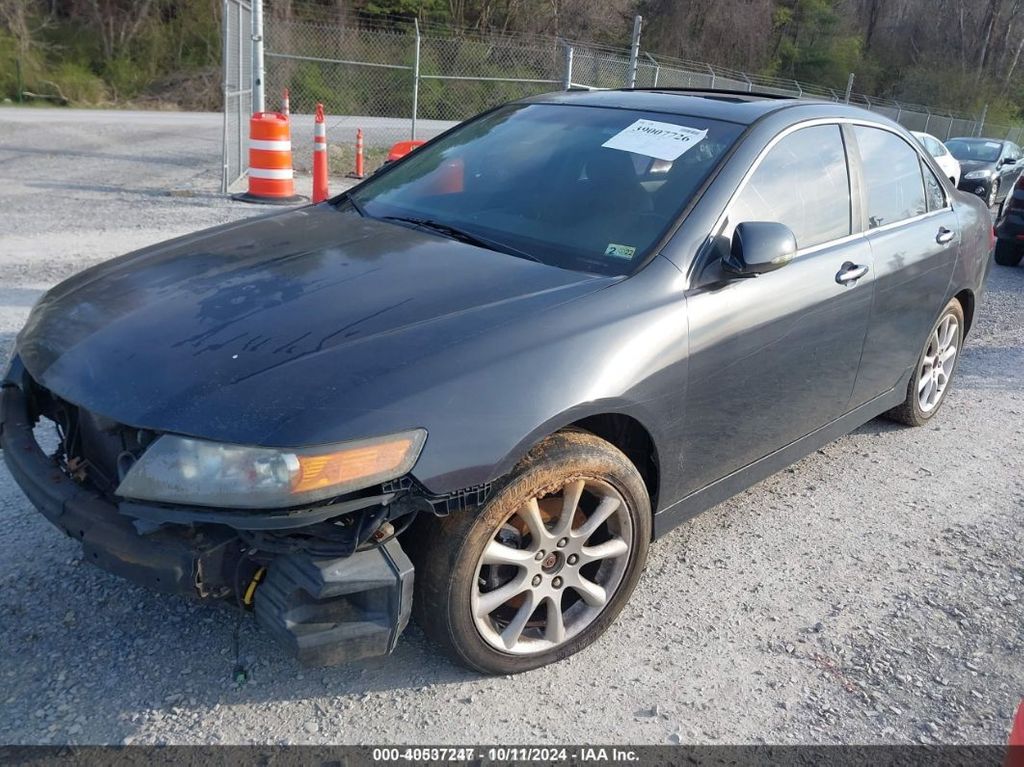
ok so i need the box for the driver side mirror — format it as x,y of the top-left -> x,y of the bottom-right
1002,156 -> 1018,166
722,222 -> 797,277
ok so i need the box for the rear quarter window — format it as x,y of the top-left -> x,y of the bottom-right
854,126 -> 927,228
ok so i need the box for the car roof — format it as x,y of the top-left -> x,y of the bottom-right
522,87 -> 873,125
949,136 -> 1005,144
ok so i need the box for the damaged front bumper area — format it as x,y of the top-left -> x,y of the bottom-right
0,361 -> 415,666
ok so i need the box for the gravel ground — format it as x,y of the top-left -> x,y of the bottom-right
0,107 -> 1021,747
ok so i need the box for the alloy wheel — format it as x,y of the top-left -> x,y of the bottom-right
918,313 -> 959,413
471,478 -> 633,655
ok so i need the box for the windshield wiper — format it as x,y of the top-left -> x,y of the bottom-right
344,193 -> 367,217
381,216 -> 542,263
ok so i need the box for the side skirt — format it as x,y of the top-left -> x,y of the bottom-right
652,373 -> 910,539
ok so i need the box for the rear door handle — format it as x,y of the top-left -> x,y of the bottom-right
936,226 -> 956,245
836,261 -> 870,285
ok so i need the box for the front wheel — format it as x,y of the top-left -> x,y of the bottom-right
412,430 -> 651,674
885,298 -> 965,427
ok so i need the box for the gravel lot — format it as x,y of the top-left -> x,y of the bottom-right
0,107 -> 1021,747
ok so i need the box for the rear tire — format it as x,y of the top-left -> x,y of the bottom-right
994,238 -> 1023,266
885,298 -> 965,427
412,430 -> 651,674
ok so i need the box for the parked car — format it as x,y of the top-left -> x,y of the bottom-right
912,131 -> 961,185
947,136 -> 1023,208
1,89 -> 993,674
994,172 -> 1024,266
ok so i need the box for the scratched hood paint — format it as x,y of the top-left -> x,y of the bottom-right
17,204 -> 606,446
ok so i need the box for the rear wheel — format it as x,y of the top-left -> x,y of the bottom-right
885,298 -> 965,427
413,430 -> 651,674
995,238 -> 1023,266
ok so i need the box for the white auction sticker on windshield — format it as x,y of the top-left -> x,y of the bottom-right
602,119 -> 708,161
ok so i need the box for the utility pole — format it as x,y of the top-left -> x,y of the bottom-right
627,15 -> 643,88
252,0 -> 265,113
843,72 -> 855,104
412,18 -> 421,140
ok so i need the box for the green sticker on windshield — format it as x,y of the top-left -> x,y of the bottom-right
604,243 -> 636,259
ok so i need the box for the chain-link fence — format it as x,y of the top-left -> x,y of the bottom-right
228,5 -> 1024,183
221,0 -> 253,192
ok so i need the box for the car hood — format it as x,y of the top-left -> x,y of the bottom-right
957,159 -> 996,175
17,204 -> 609,445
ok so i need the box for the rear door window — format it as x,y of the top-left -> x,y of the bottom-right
729,124 -> 852,250
854,126 -> 927,229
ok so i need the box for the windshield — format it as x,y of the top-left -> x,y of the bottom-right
946,139 -> 1002,163
349,103 -> 744,275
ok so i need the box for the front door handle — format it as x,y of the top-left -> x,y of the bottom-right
836,261 -> 870,285
936,226 -> 956,245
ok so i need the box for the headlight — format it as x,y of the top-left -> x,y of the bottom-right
115,429 -> 427,509
963,170 -> 993,180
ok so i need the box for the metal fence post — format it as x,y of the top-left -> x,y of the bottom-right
252,0 -> 265,113
843,73 -> 854,104
707,64 -> 716,89
562,40 -> 574,89
793,79 -> 802,98
411,18 -> 421,140
923,107 -> 931,133
644,52 -> 659,88
627,15 -> 642,87
894,100 -> 903,124
221,0 -> 230,193
976,104 -> 988,137
741,72 -> 752,92
237,1 -> 244,176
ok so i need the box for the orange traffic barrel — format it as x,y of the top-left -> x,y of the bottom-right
386,140 -> 425,163
233,112 -> 304,205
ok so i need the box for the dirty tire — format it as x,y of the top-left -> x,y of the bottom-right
885,298 -> 965,427
994,239 -> 1023,267
411,430 -> 651,675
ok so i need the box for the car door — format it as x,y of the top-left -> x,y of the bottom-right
849,124 -> 960,406
678,123 -> 874,497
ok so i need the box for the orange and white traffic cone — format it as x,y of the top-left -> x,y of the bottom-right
312,103 -> 329,204
233,112 -> 304,205
348,128 -> 365,179
1008,700 -> 1024,767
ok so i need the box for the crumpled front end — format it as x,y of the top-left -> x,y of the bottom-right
0,356 -> 419,665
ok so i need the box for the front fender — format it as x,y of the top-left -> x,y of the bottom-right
406,256 -> 689,500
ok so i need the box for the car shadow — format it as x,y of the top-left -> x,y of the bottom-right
25,181 -> 223,202
5,145 -> 217,169
0,287 -> 45,308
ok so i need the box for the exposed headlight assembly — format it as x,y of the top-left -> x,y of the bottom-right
115,430 -> 427,509
963,169 -> 994,180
